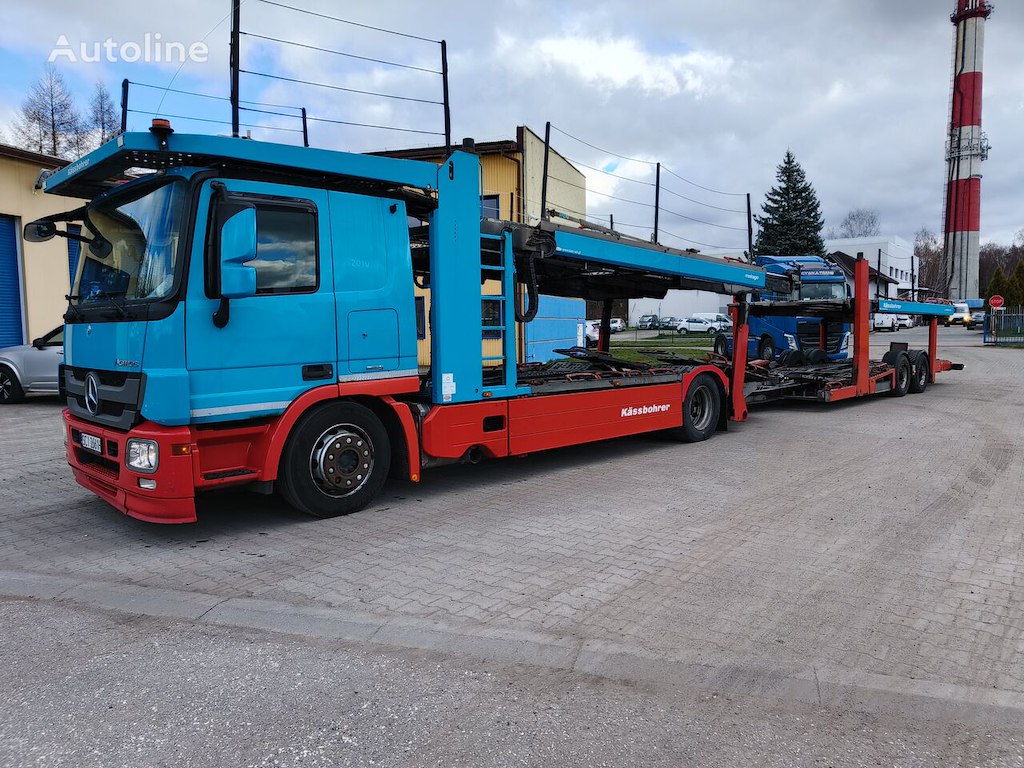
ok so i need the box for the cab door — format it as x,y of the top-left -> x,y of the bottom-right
185,180 -> 335,423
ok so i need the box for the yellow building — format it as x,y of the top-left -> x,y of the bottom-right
0,143 -> 81,347
376,125 -> 587,365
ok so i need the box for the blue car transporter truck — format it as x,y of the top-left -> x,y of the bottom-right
27,122 -> 787,523
715,255 -> 850,362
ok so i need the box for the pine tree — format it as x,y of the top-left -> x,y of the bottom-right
754,151 -> 826,257
89,81 -> 120,147
1009,261 -> 1024,312
10,66 -> 85,158
985,265 -> 1008,302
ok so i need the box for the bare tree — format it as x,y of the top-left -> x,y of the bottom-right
914,227 -> 942,293
828,208 -> 882,239
10,66 -> 86,158
89,81 -> 120,147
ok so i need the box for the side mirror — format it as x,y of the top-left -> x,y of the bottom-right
32,338 -> 45,350
219,207 -> 257,300
24,220 -> 56,242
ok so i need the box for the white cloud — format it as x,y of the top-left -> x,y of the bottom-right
497,33 -> 733,99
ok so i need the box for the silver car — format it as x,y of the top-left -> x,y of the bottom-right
0,326 -> 64,403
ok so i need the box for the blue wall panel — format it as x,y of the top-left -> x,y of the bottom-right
0,215 -> 24,348
524,295 -> 585,362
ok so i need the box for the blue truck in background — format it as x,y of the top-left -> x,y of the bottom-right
715,255 -> 850,362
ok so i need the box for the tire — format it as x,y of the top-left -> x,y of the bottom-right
758,336 -> 776,361
707,327 -> 717,336
713,335 -> 728,357
670,373 -> 721,443
882,351 -> 911,397
677,327 -> 688,335
779,349 -> 806,367
278,401 -> 391,518
0,365 -> 24,404
908,351 -> 929,394
806,349 -> 827,365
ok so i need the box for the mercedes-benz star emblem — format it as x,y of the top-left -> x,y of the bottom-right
84,372 -> 100,416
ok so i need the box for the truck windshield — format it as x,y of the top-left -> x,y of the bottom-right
73,179 -> 187,306
799,282 -> 846,301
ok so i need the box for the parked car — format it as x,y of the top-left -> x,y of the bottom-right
584,320 -> 599,348
872,313 -> 898,332
658,316 -> 678,330
694,312 -> 733,331
676,317 -> 720,335
609,318 -> 626,333
637,314 -> 659,330
966,311 -> 985,331
0,326 -> 64,404
895,314 -> 914,329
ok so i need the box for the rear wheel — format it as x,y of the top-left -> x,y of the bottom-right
882,351 -> 911,397
670,373 -> 721,443
0,366 -> 24,404
908,351 -> 929,394
278,401 -> 391,518
758,336 -> 776,361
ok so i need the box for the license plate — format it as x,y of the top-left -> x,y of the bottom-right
80,432 -> 102,454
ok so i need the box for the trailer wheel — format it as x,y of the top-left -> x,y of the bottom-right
0,365 -> 25,404
713,335 -> 728,357
882,351 -> 911,397
278,401 -> 391,518
670,374 -> 721,443
758,336 -> 776,361
909,351 -> 929,394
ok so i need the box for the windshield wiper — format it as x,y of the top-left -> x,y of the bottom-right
90,291 -> 130,319
64,295 -> 82,321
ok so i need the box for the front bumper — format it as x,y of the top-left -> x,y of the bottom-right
64,409 -> 197,523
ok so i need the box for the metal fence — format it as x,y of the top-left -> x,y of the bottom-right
983,309 -> 1024,344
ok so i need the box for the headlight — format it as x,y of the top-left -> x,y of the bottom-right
126,439 -> 159,473
839,332 -> 850,350
784,333 -> 799,350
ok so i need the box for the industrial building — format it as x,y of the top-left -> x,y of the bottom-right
825,236 -> 918,299
0,143 -> 80,348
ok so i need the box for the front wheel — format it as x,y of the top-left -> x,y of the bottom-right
758,337 -> 776,361
713,335 -> 728,357
0,366 -> 24,404
278,401 -> 391,518
677,327 -> 687,335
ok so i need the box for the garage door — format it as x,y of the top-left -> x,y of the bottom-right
0,215 -> 24,348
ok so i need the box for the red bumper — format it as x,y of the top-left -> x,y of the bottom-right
64,409 -> 198,524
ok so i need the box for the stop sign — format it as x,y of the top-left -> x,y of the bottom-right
990,295 -> 1005,308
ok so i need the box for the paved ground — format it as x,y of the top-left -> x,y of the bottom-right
2,325 -> 1023,766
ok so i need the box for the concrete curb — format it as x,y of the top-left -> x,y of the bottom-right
2,568 -> 1023,726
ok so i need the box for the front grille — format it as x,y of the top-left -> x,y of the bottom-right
65,367 -> 144,430
797,322 -> 845,354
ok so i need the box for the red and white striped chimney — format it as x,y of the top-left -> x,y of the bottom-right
943,0 -> 992,300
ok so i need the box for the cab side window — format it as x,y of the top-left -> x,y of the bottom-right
250,207 -> 318,294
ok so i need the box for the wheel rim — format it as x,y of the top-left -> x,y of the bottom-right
715,340 -> 727,356
309,424 -> 374,498
0,372 -> 11,401
898,363 -> 910,391
689,385 -> 714,432
915,364 -> 927,387
761,341 -> 774,359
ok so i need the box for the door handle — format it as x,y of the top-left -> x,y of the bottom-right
302,364 -> 334,381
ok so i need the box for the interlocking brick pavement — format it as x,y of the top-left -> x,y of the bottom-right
2,328 -> 1022,702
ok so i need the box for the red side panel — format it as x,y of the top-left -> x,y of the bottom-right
508,383 -> 683,454
420,400 -> 510,460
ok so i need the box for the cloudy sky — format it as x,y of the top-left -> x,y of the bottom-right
1,0 -> 1021,253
